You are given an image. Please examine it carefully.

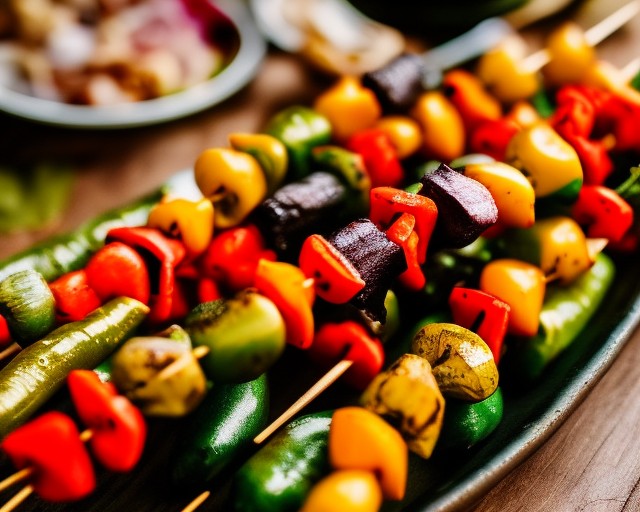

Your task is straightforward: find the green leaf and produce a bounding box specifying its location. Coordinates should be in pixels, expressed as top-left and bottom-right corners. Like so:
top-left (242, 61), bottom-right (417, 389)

top-left (0, 163), bottom-right (75, 233)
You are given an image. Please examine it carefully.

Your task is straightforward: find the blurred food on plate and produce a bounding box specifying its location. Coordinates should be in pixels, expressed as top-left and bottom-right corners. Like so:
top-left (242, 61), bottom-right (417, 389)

top-left (0, 0), bottom-right (238, 105)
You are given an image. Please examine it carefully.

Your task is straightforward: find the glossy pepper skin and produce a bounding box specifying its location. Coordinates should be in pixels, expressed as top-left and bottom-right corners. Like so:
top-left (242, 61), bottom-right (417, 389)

top-left (437, 387), bottom-right (504, 451)
top-left (498, 216), bottom-right (595, 285)
top-left (254, 259), bottom-right (315, 350)
top-left (233, 410), bottom-right (333, 512)
top-left (198, 224), bottom-right (276, 294)
top-left (49, 270), bottom-right (102, 323)
top-left (449, 287), bottom-right (510, 364)
top-left (511, 252), bottom-right (615, 381)
top-left (571, 185), bottom-right (634, 243)
top-left (229, 132), bottom-right (288, 194)
top-left (67, 369), bottom-right (146, 472)
top-left (300, 470), bottom-right (382, 512)
top-left (313, 75), bottom-right (382, 142)
top-left (0, 297), bottom-right (149, 439)
top-left (1, 411), bottom-right (96, 502)
top-left (479, 258), bottom-right (546, 338)
top-left (329, 406), bottom-right (408, 501)
top-left (194, 147), bottom-right (268, 229)
top-left (264, 105), bottom-right (332, 180)
top-left (185, 291), bottom-right (286, 383)
top-left (410, 91), bottom-right (465, 163)
top-left (345, 128), bottom-right (404, 188)
top-left (171, 374), bottom-right (270, 489)
top-left (0, 269), bottom-right (56, 347)
top-left (505, 121), bottom-right (583, 201)
top-left (147, 198), bottom-right (214, 255)
top-left (309, 321), bottom-right (385, 390)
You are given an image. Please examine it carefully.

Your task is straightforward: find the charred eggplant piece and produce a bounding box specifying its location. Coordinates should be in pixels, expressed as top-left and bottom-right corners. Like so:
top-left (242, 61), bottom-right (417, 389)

top-left (419, 163), bottom-right (497, 249)
top-left (327, 219), bottom-right (406, 323)
top-left (362, 53), bottom-right (425, 111)
top-left (251, 172), bottom-right (350, 260)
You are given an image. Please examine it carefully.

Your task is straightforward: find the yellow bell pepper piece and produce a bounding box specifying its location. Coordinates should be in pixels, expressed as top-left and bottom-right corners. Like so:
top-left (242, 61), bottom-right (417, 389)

top-left (476, 35), bottom-right (540, 104)
top-left (463, 161), bottom-right (535, 229)
top-left (480, 258), bottom-right (546, 338)
top-left (313, 76), bottom-right (382, 142)
top-left (329, 406), bottom-right (407, 501)
top-left (147, 198), bottom-right (214, 255)
top-left (410, 91), bottom-right (465, 162)
top-left (542, 22), bottom-right (596, 87)
top-left (373, 116), bottom-right (422, 159)
top-left (194, 148), bottom-right (267, 229)
top-left (300, 470), bottom-right (383, 512)
top-left (361, 353), bottom-right (444, 458)
top-left (228, 133), bottom-right (288, 194)
top-left (505, 121), bottom-right (583, 199)
top-left (508, 216), bottom-right (596, 285)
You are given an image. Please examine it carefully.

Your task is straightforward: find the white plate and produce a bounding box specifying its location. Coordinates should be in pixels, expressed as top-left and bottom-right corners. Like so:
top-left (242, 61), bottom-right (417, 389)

top-left (0, 0), bottom-right (266, 129)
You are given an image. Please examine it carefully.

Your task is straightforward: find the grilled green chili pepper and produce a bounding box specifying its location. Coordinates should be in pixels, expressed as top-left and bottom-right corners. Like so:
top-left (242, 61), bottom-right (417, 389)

top-left (437, 387), bottom-right (504, 451)
top-left (0, 189), bottom-right (163, 283)
top-left (264, 106), bottom-right (332, 180)
top-left (233, 410), bottom-right (333, 512)
top-left (171, 373), bottom-right (269, 488)
top-left (512, 252), bottom-right (615, 381)
top-left (0, 269), bottom-right (56, 347)
top-left (0, 297), bottom-right (149, 439)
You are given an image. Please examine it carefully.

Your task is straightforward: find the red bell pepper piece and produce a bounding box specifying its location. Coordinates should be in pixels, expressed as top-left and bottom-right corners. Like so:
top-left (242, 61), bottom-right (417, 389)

top-left (199, 224), bottom-right (276, 293)
top-left (49, 270), bottom-right (102, 323)
top-left (254, 259), bottom-right (315, 349)
top-left (0, 314), bottom-right (11, 347)
top-left (369, 186), bottom-right (438, 265)
top-left (571, 184), bottom-right (634, 243)
top-left (106, 227), bottom-right (187, 325)
top-left (85, 241), bottom-right (151, 305)
top-left (345, 129), bottom-right (404, 188)
top-left (552, 86), bottom-right (596, 138)
top-left (384, 213), bottom-right (426, 291)
top-left (1, 411), bottom-right (95, 502)
top-left (298, 234), bottom-right (365, 304)
top-left (67, 370), bottom-right (146, 473)
top-left (197, 276), bottom-right (223, 303)
top-left (551, 86), bottom-right (614, 185)
top-left (308, 321), bottom-right (384, 389)
top-left (469, 118), bottom-right (520, 161)
top-left (448, 287), bottom-right (510, 364)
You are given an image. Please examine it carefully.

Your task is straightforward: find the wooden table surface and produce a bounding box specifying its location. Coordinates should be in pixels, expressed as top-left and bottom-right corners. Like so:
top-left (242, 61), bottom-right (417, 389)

top-left (1, 2), bottom-right (640, 511)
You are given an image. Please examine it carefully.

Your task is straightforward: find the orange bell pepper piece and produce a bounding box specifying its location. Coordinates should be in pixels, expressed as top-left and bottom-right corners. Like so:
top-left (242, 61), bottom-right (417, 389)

top-left (254, 259), bottom-right (315, 349)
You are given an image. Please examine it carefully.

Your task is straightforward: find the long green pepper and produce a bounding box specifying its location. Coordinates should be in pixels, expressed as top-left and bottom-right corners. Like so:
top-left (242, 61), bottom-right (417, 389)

top-left (0, 297), bottom-right (149, 439)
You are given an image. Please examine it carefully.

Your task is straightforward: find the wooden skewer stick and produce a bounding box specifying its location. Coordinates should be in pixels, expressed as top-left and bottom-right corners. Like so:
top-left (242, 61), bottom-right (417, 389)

top-left (522, 0), bottom-right (640, 72)
top-left (253, 359), bottom-right (354, 444)
top-left (0, 469), bottom-right (33, 495)
top-left (0, 485), bottom-right (33, 512)
top-left (0, 426), bottom-right (93, 512)
top-left (180, 490), bottom-right (210, 512)
top-left (0, 343), bottom-right (20, 363)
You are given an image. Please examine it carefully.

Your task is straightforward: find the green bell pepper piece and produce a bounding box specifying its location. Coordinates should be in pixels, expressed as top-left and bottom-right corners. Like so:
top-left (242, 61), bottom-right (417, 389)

top-left (232, 410), bottom-right (333, 512)
top-left (264, 106), bottom-right (332, 180)
top-left (514, 252), bottom-right (616, 380)
top-left (437, 387), bottom-right (504, 451)
top-left (0, 269), bottom-right (56, 347)
top-left (171, 373), bottom-right (270, 489)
